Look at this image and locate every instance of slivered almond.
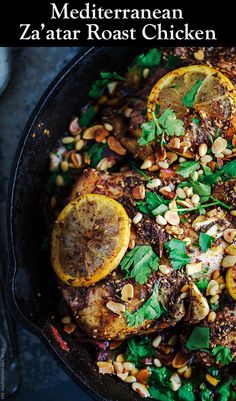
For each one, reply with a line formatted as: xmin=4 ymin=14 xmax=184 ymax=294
xmin=121 ymin=284 xmax=134 ymax=302
xmin=106 ymin=301 xmax=125 ymax=315
xmin=97 ymin=157 xmax=116 ymax=171
xmin=211 ymin=137 xmax=227 ymax=154
xmin=132 ymin=185 xmax=145 ymax=200
xmin=172 ymin=352 xmax=189 ymax=369
xmin=83 ymin=125 xmax=103 ymax=140
xmin=168 ymin=137 xmax=181 ymax=149
xmin=108 ymin=136 xmax=127 ymax=155
xmin=114 ymin=362 xmax=123 ymax=374
xmin=164 ymin=210 xmax=180 ymax=226
xmin=95 ymin=128 xmax=109 ymax=142
xmin=223 ymin=228 xmax=236 ymax=243
xmin=97 ymin=361 xmax=114 ymax=374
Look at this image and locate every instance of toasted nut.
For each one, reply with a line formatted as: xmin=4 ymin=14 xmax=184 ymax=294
xmin=186 ymin=262 xmax=202 ymax=275
xmin=166 ymin=152 xmax=178 ymax=165
xmin=123 ymin=362 xmax=135 ymax=372
xmin=212 ymin=270 xmax=220 ymax=280
xmin=192 ymin=216 xmax=217 ymax=230
xmin=222 ymin=254 xmax=236 ymax=268
xmin=108 ymin=81 xmax=118 ymax=94
xmin=206 ymin=280 xmax=219 ymax=296
xmin=159 ymin=264 xmax=171 ymax=275
xmin=61 ymin=316 xmax=71 ymax=324
xmin=146 ymin=178 xmax=161 ymax=189
xmin=176 ymin=187 xmax=187 ymax=199
xmin=180 ymin=284 xmax=190 ymax=293
xmin=143 ymin=68 xmax=150 ymax=79
xmin=206 ymin=374 xmax=220 ymax=386
xmin=172 ymin=352 xmax=189 ymax=369
xmin=106 ymin=301 xmax=125 ymax=315
xmin=136 ymin=369 xmax=150 ymax=384
xmin=177 ymin=366 xmax=188 ymax=374
xmin=56 ymin=175 xmax=64 ymax=186
xmin=230 ymin=210 xmax=236 ymax=216
xmin=184 ymin=367 xmax=192 ymax=379
xmin=117 ymin=372 xmax=129 ymax=381
xmin=215 ymin=152 xmax=224 ymax=158
xmin=110 ymin=340 xmax=123 ymax=350
xmin=160 ymin=345 xmax=172 ymax=354
xmin=97 ymin=157 xmax=116 ymax=171
xmin=191 ymin=194 xmax=200 ymax=205
xmin=97 ymin=361 xmax=114 ymax=374
xmin=129 ymin=239 xmax=136 ymax=250
xmin=75 ymin=139 xmax=86 ymax=151
xmin=206 ymin=224 xmax=218 ymax=237
xmin=216 ymin=276 xmax=225 ymax=285
xmin=132 ymin=185 xmax=145 ymax=200
xmin=71 ymin=153 xmax=82 ymax=168
xmin=153 ymin=358 xmax=162 ymax=367
xmin=170 ymin=373 xmax=181 ymax=392
xmin=208 ymin=311 xmax=217 ymax=323
xmin=158 ymin=161 xmax=169 ymax=169
xmin=210 ymin=294 xmax=219 ymax=304
xmin=94 ymin=128 xmax=109 ymax=142
xmin=180 ymin=141 xmax=191 ymax=149
xmin=83 ymin=125 xmax=103 ymax=140
xmin=149 ymin=165 xmax=159 ymax=172
xmin=156 ymin=215 xmax=167 ymax=226
xmin=179 ymin=157 xmax=186 ymax=163
xmin=132 ymin=383 xmax=150 ymax=398
xmin=152 ymin=335 xmax=162 ymax=348
xmin=140 ymin=159 xmax=152 ymax=169
xmin=124 ymin=107 xmax=133 ymax=118
xmin=200 ymin=155 xmax=212 ymax=163
xmin=223 ymin=148 xmax=232 ymax=156
xmin=223 ymin=228 xmax=236 ymax=243
xmin=192 ymin=171 xmax=199 ymax=181
xmin=121 ymin=284 xmax=134 ymax=302
xmin=125 ymin=375 xmax=137 ymax=383
xmin=62 ymin=136 xmax=74 ymax=145
xmin=69 ymin=116 xmax=81 ymax=135
xmin=185 ymin=186 xmax=193 ymax=197
xmin=160 ymin=185 xmax=171 ymax=193
xmin=168 ymin=226 xmax=184 ymax=236
xmin=169 ymin=200 xmax=177 ymax=210
xmin=164 ymin=210 xmax=180 ymax=226
xmin=194 ymin=49 xmax=204 ymax=60
xmin=177 ymin=200 xmax=192 ymax=208
xmin=198 ymin=143 xmax=208 ymax=157
xmin=212 ymin=137 xmax=227 ymax=154
xmin=104 ymin=123 xmax=113 ymax=132
xmin=114 ymin=362 xmax=123 ymax=374
xmin=131 ymin=368 xmax=140 ymax=376
xmin=133 ymin=212 xmax=143 ymax=225
xmin=169 ymin=137 xmax=181 ymax=149
xmin=108 ymin=136 xmax=127 ymax=155
xmin=116 ymin=354 xmax=125 ymax=363
xmin=183 ymin=237 xmax=191 ymax=246
xmin=226 ymin=244 xmax=236 ymax=255
xmin=61 ymin=160 xmax=69 ymax=173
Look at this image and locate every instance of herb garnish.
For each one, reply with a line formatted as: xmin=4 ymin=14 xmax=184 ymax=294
xmin=85 ymin=143 xmax=107 ymax=168
xmin=178 ymin=383 xmax=195 ymax=401
xmin=194 ymin=277 xmax=209 ymax=292
xmin=165 ymin=54 xmax=181 ymax=70
xmin=124 ymin=284 xmax=164 ymax=327
xmin=164 ymin=238 xmax=190 ymax=269
xmin=202 ymin=158 xmax=236 ymax=185
xmin=182 ymin=80 xmax=203 ymax=108
xmin=134 ymin=48 xmax=162 ymax=69
xmin=79 ymin=105 xmax=96 ymax=127
xmin=136 ymin=191 xmax=169 ymax=217
xmin=200 ymin=384 xmax=214 ymax=401
xmin=120 ymin=245 xmax=159 ymax=284
xmin=138 ymin=108 xmax=185 ymax=146
xmin=199 ymin=233 xmax=215 ymax=252
xmin=177 ymin=161 xmax=200 ymax=178
xmin=149 ymin=367 xmax=174 ymax=401
xmin=212 ymin=346 xmax=233 ymax=365
xmin=125 ymin=337 xmax=155 ymax=366
xmin=186 ymin=327 xmax=210 ymax=350
xmin=89 ymin=71 xmax=123 ymax=98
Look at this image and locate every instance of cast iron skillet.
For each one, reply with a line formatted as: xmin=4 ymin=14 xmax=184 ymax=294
xmin=7 ymin=47 xmax=146 ymax=401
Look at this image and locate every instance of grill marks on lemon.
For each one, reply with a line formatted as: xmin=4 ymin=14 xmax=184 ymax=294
xmin=147 ymin=65 xmax=236 ymax=156
xmin=51 ymin=194 xmax=130 ymax=287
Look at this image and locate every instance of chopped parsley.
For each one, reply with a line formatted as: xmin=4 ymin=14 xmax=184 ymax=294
xmin=125 ymin=337 xmax=155 ymax=366
xmin=188 ymin=179 xmax=211 ymax=201
xmin=134 ymin=48 xmax=162 ymax=69
xmin=149 ymin=367 xmax=174 ymax=401
xmin=138 ymin=108 xmax=185 ymax=146
xmin=165 ymin=54 xmax=181 ymax=70
xmin=136 ymin=191 xmax=169 ymax=217
xmin=120 ymin=245 xmax=159 ymax=284
xmin=124 ymin=284 xmax=165 ymax=327
xmin=164 ymin=238 xmax=190 ymax=269
xmin=178 ymin=383 xmax=195 ymax=401
xmin=89 ymin=71 xmax=123 ymax=98
xmin=199 ymin=384 xmax=214 ymax=401
xmin=199 ymin=233 xmax=215 ymax=252
xmin=186 ymin=327 xmax=210 ymax=350
xmin=85 ymin=143 xmax=107 ymax=168
xmin=182 ymin=80 xmax=203 ymax=108
xmin=177 ymin=161 xmax=200 ymax=178
xmin=202 ymin=158 xmax=236 ymax=185
xmin=194 ymin=277 xmax=209 ymax=292
xmin=212 ymin=346 xmax=233 ymax=365
xmin=79 ymin=105 xmax=96 ymax=127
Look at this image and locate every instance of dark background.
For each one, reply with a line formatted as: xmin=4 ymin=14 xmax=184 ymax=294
xmin=0 ymin=47 xmax=92 ymax=401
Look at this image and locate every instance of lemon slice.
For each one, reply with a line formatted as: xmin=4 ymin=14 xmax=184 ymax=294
xmin=51 ymin=194 xmax=130 ymax=287
xmin=226 ymin=265 xmax=236 ymax=300
xmin=147 ymin=65 xmax=236 ymax=157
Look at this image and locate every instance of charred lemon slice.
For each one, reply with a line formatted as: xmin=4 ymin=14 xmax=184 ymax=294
xmin=226 ymin=265 xmax=236 ymax=300
xmin=148 ymin=65 xmax=236 ymax=157
xmin=51 ymin=194 xmax=130 ymax=287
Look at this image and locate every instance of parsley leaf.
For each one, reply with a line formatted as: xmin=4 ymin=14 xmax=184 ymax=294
xmin=186 ymin=327 xmax=210 ymax=350
xmin=164 ymin=238 xmax=190 ymax=269
xmin=189 ymin=179 xmax=211 ymax=201
xmin=165 ymin=54 xmax=181 ymax=70
xmin=124 ymin=284 xmax=164 ymax=327
xmin=149 ymin=366 xmax=175 ymax=401
xmin=212 ymin=346 xmax=233 ymax=365
xmin=85 ymin=143 xmax=107 ymax=168
xmin=200 ymin=384 xmax=214 ymax=401
xmin=199 ymin=233 xmax=215 ymax=252
xmin=134 ymin=48 xmax=162 ymax=68
xmin=178 ymin=383 xmax=195 ymax=401
xmin=79 ymin=106 xmax=96 ymax=127
xmin=120 ymin=245 xmax=159 ymax=284
xmin=194 ymin=277 xmax=209 ymax=292
xmin=202 ymin=158 xmax=236 ymax=185
xmin=125 ymin=337 xmax=155 ymax=367
xmin=177 ymin=161 xmax=200 ymax=178
xmin=89 ymin=71 xmax=123 ymax=98
xmin=138 ymin=108 xmax=185 ymax=146
xmin=182 ymin=80 xmax=203 ymax=108
xmin=218 ymin=382 xmax=231 ymax=401
xmin=136 ymin=191 xmax=169 ymax=217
